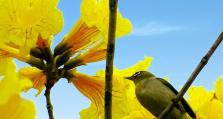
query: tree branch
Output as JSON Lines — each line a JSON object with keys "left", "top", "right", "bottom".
{"left": 44, "top": 85, "right": 54, "bottom": 119}
{"left": 104, "top": 0, "right": 118, "bottom": 119}
{"left": 158, "top": 32, "right": 223, "bottom": 119}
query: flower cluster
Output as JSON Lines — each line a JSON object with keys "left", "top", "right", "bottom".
{"left": 0, "top": 0, "right": 63, "bottom": 118}
{"left": 0, "top": 0, "right": 132, "bottom": 118}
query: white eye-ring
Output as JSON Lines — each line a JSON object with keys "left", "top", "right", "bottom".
{"left": 133, "top": 71, "right": 141, "bottom": 77}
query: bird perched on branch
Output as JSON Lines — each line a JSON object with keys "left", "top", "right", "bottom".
{"left": 125, "top": 71, "right": 196, "bottom": 119}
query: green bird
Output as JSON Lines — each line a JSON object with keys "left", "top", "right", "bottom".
{"left": 125, "top": 71, "right": 196, "bottom": 119}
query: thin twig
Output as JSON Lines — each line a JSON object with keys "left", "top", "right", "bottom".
{"left": 44, "top": 86, "right": 54, "bottom": 119}
{"left": 158, "top": 32, "right": 223, "bottom": 119}
{"left": 104, "top": 0, "right": 118, "bottom": 119}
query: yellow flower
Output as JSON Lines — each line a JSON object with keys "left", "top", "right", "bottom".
{"left": 72, "top": 57, "right": 154, "bottom": 119}
{"left": 59, "top": 0, "right": 132, "bottom": 63}
{"left": 0, "top": 58, "right": 36, "bottom": 119}
{"left": 19, "top": 67, "right": 46, "bottom": 96}
{"left": 0, "top": 0, "right": 64, "bottom": 56}
{"left": 188, "top": 79, "right": 223, "bottom": 119}
{"left": 188, "top": 87, "right": 214, "bottom": 112}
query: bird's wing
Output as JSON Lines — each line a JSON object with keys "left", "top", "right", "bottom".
{"left": 156, "top": 78, "right": 196, "bottom": 118}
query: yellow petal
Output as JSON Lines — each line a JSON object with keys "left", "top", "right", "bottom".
{"left": 80, "top": 103, "right": 103, "bottom": 119}
{"left": 0, "top": 58, "right": 17, "bottom": 104}
{"left": 72, "top": 72, "right": 104, "bottom": 110}
{"left": 0, "top": 94, "right": 36, "bottom": 119}
{"left": 188, "top": 86, "right": 214, "bottom": 112}
{"left": 0, "top": 44, "right": 30, "bottom": 62}
{"left": 19, "top": 67, "right": 46, "bottom": 96}
{"left": 118, "top": 56, "right": 153, "bottom": 77}
{"left": 0, "top": 57, "right": 16, "bottom": 76}
{"left": 80, "top": 0, "right": 132, "bottom": 38}
{"left": 0, "top": 0, "right": 64, "bottom": 55}
{"left": 215, "top": 77, "right": 223, "bottom": 102}
{"left": 63, "top": 20, "right": 101, "bottom": 53}
{"left": 0, "top": 58, "right": 35, "bottom": 119}
{"left": 0, "top": 58, "right": 32, "bottom": 104}
{"left": 207, "top": 99, "right": 223, "bottom": 119}
{"left": 96, "top": 56, "right": 153, "bottom": 78}
{"left": 0, "top": 50, "right": 10, "bottom": 57}
{"left": 80, "top": 40, "right": 107, "bottom": 63}
{"left": 196, "top": 99, "right": 223, "bottom": 119}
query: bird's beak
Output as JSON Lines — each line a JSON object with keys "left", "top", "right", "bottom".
{"left": 124, "top": 76, "right": 132, "bottom": 80}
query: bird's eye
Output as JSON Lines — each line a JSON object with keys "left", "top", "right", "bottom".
{"left": 133, "top": 72, "right": 141, "bottom": 77}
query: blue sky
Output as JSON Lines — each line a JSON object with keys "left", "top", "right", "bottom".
{"left": 21, "top": 0, "right": 223, "bottom": 119}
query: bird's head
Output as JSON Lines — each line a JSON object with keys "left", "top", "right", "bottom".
{"left": 125, "top": 71, "right": 155, "bottom": 84}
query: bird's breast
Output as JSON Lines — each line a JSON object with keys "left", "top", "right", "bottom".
{"left": 135, "top": 79, "right": 182, "bottom": 118}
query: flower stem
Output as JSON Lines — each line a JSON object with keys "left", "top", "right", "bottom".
{"left": 157, "top": 32, "right": 223, "bottom": 119}
{"left": 44, "top": 85, "right": 54, "bottom": 119}
{"left": 104, "top": 0, "right": 118, "bottom": 119}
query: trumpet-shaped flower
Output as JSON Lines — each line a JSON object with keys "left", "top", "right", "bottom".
{"left": 0, "top": 0, "right": 64, "bottom": 56}
{"left": 60, "top": 0, "right": 132, "bottom": 62}
{"left": 19, "top": 67, "right": 46, "bottom": 96}
{"left": 72, "top": 57, "right": 154, "bottom": 119}
{"left": 61, "top": 20, "right": 102, "bottom": 53}
{"left": 0, "top": 58, "right": 35, "bottom": 119}
{"left": 188, "top": 78, "right": 223, "bottom": 119}
{"left": 187, "top": 87, "right": 214, "bottom": 113}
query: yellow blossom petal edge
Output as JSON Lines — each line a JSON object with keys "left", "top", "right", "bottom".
{"left": 0, "top": 58, "right": 32, "bottom": 104}
{"left": 96, "top": 56, "right": 153, "bottom": 78}
{"left": 0, "top": 58, "right": 35, "bottom": 119}
{"left": 80, "top": 103, "right": 102, "bottom": 119}
{"left": 194, "top": 99, "right": 223, "bottom": 119}
{"left": 187, "top": 86, "right": 214, "bottom": 112}
{"left": 62, "top": 20, "right": 102, "bottom": 53}
{"left": 206, "top": 99, "right": 223, "bottom": 119}
{"left": 80, "top": 40, "right": 107, "bottom": 63}
{"left": 215, "top": 77, "right": 223, "bottom": 102}
{"left": 19, "top": 67, "right": 46, "bottom": 96}
{"left": 0, "top": 44, "right": 31, "bottom": 62}
{"left": 0, "top": 57, "right": 15, "bottom": 76}
{"left": 0, "top": 0, "right": 64, "bottom": 55}
{"left": 80, "top": 0, "right": 132, "bottom": 38}
{"left": 0, "top": 95, "right": 36, "bottom": 119}
{"left": 72, "top": 72, "right": 104, "bottom": 110}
